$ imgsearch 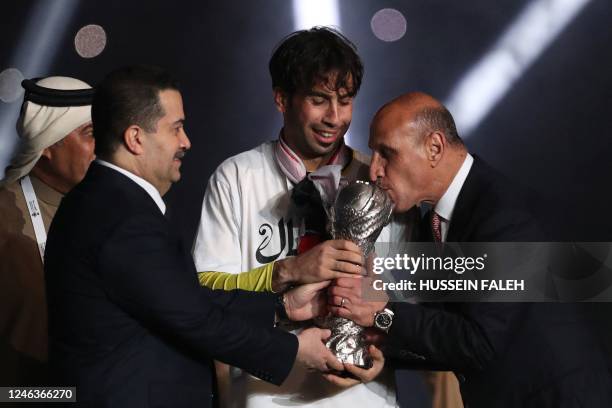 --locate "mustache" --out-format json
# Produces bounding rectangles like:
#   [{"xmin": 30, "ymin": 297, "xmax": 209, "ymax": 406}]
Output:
[{"xmin": 174, "ymin": 150, "xmax": 187, "ymax": 160}]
